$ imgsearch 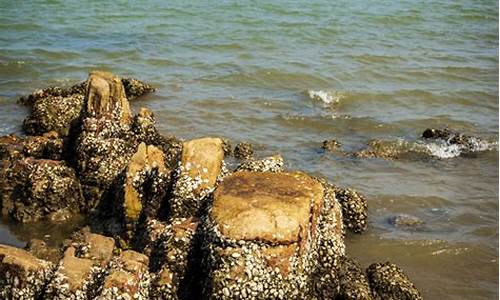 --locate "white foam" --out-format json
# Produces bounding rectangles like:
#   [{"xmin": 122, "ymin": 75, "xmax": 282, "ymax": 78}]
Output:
[
  {"xmin": 421, "ymin": 137, "xmax": 498, "ymax": 159},
  {"xmin": 307, "ymin": 90, "xmax": 342, "ymax": 105}
]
